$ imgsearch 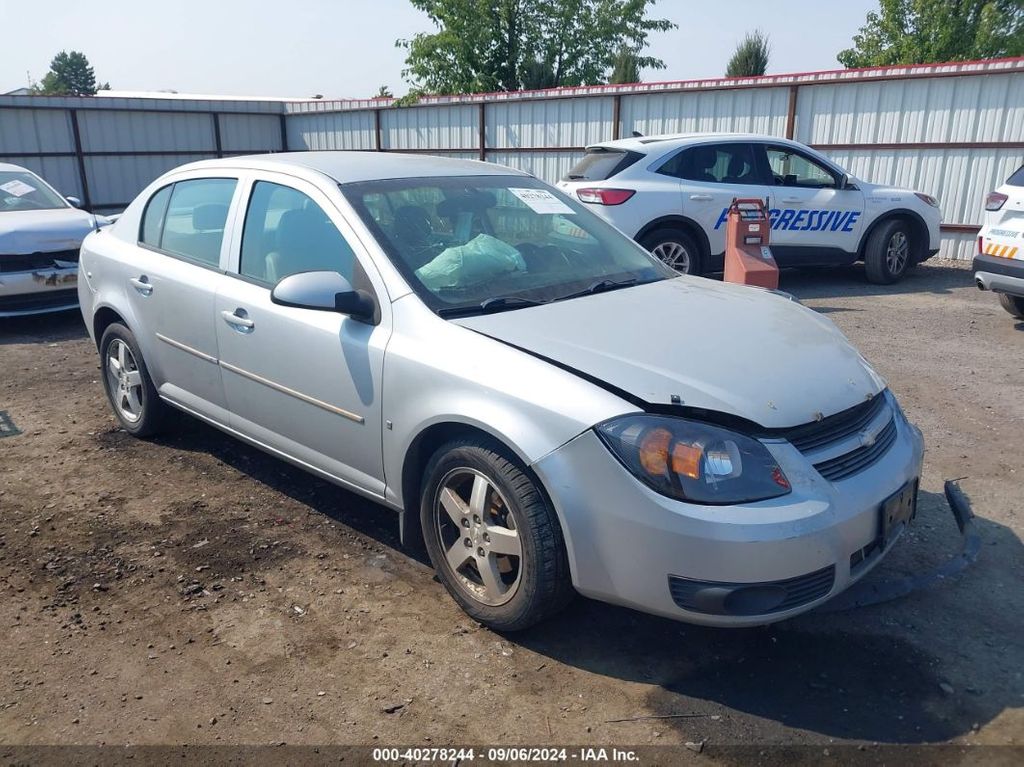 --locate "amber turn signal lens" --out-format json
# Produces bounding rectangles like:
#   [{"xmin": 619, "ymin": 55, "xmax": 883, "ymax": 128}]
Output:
[
  {"xmin": 638, "ymin": 427, "xmax": 672, "ymax": 476},
  {"xmin": 671, "ymin": 442, "xmax": 702, "ymax": 479}
]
